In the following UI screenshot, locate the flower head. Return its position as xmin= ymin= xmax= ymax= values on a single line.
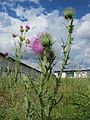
xmin=20 ymin=25 xmax=30 ymax=32
xmin=41 ymin=33 xmax=52 ymax=47
xmin=12 ymin=33 xmax=18 ymax=38
xmin=25 ymin=25 xmax=30 ymax=32
xmin=30 ymin=37 xmax=44 ymax=56
xmin=20 ymin=25 xmax=24 ymax=32
xmin=63 ymin=7 xmax=75 ymax=19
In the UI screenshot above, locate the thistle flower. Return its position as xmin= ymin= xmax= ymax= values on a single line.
xmin=12 ymin=33 xmax=18 ymax=38
xmin=25 ymin=25 xmax=30 ymax=32
xmin=20 ymin=25 xmax=30 ymax=32
xmin=30 ymin=37 xmax=44 ymax=56
xmin=63 ymin=7 xmax=75 ymax=19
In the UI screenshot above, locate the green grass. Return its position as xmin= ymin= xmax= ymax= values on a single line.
xmin=0 ymin=72 xmax=90 ymax=120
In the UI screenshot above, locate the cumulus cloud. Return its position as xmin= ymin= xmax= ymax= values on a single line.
xmin=75 ymin=15 xmax=90 ymax=39
xmin=0 ymin=3 xmax=90 ymax=69
xmin=14 ymin=5 xmax=25 ymax=18
xmin=84 ymin=48 xmax=90 ymax=64
xmin=29 ymin=0 xmax=40 ymax=4
xmin=70 ymin=13 xmax=90 ymax=69
xmin=0 ymin=12 xmax=23 ymax=54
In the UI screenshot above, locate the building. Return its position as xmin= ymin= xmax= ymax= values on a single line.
xmin=54 ymin=69 xmax=90 ymax=78
xmin=0 ymin=52 xmax=41 ymax=77
xmin=1 ymin=52 xmax=90 ymax=78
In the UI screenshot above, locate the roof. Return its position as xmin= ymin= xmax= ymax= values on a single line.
xmin=54 ymin=69 xmax=90 ymax=73
xmin=0 ymin=52 xmax=41 ymax=73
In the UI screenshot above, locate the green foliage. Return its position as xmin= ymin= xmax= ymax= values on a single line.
xmin=0 ymin=107 xmax=5 ymax=120
xmin=0 ymin=73 xmax=90 ymax=120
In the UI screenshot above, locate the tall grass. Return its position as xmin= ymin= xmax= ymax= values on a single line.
xmin=0 ymin=72 xmax=90 ymax=120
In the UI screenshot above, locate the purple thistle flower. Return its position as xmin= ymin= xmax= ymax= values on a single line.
xmin=25 ymin=25 xmax=30 ymax=32
xmin=20 ymin=25 xmax=30 ymax=32
xmin=30 ymin=37 xmax=44 ymax=56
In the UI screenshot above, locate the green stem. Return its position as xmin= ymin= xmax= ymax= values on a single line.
xmin=47 ymin=18 xmax=74 ymax=119
xmin=54 ymin=19 xmax=73 ymax=96
xmin=15 ymin=31 xmax=25 ymax=82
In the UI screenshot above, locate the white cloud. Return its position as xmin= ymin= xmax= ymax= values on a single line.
xmin=75 ymin=21 xmax=90 ymax=39
xmin=24 ymin=7 xmax=45 ymax=19
xmin=74 ymin=13 xmax=90 ymax=39
xmin=84 ymin=48 xmax=90 ymax=64
xmin=2 ymin=0 xmax=40 ymax=3
xmin=0 ymin=12 xmax=23 ymax=54
xmin=0 ymin=4 xmax=90 ymax=69
xmin=0 ymin=0 xmax=40 ymax=15
xmin=70 ymin=13 xmax=90 ymax=68
xmin=71 ymin=44 xmax=80 ymax=51
xmin=12 ymin=5 xmax=45 ymax=19
xmin=14 ymin=5 xmax=25 ymax=18
xmin=29 ymin=0 xmax=40 ymax=4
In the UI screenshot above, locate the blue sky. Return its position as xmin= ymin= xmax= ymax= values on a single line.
xmin=0 ymin=0 xmax=90 ymax=19
xmin=0 ymin=0 xmax=90 ymax=70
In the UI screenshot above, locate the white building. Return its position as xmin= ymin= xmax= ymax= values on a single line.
xmin=54 ymin=69 xmax=90 ymax=78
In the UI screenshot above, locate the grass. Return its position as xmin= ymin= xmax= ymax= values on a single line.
xmin=0 ymin=71 xmax=90 ymax=120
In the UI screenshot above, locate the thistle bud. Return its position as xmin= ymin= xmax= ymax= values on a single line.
xmin=25 ymin=25 xmax=30 ymax=32
xmin=12 ymin=33 xmax=18 ymax=38
xmin=41 ymin=33 xmax=52 ymax=48
xmin=20 ymin=25 xmax=24 ymax=32
xmin=26 ymin=39 xmax=31 ymax=44
xmin=63 ymin=7 xmax=75 ymax=20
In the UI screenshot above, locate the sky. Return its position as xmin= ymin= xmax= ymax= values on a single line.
xmin=0 ymin=0 xmax=90 ymax=70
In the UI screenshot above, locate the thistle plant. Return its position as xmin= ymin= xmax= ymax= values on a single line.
xmin=58 ymin=7 xmax=75 ymax=89
xmin=46 ymin=7 xmax=75 ymax=119
xmin=28 ymin=33 xmax=55 ymax=119
xmin=12 ymin=25 xmax=30 ymax=82
xmin=27 ymin=7 xmax=75 ymax=120
xmin=8 ymin=7 xmax=75 ymax=120
xmin=30 ymin=32 xmax=55 ymax=78
xmin=11 ymin=25 xmax=30 ymax=119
